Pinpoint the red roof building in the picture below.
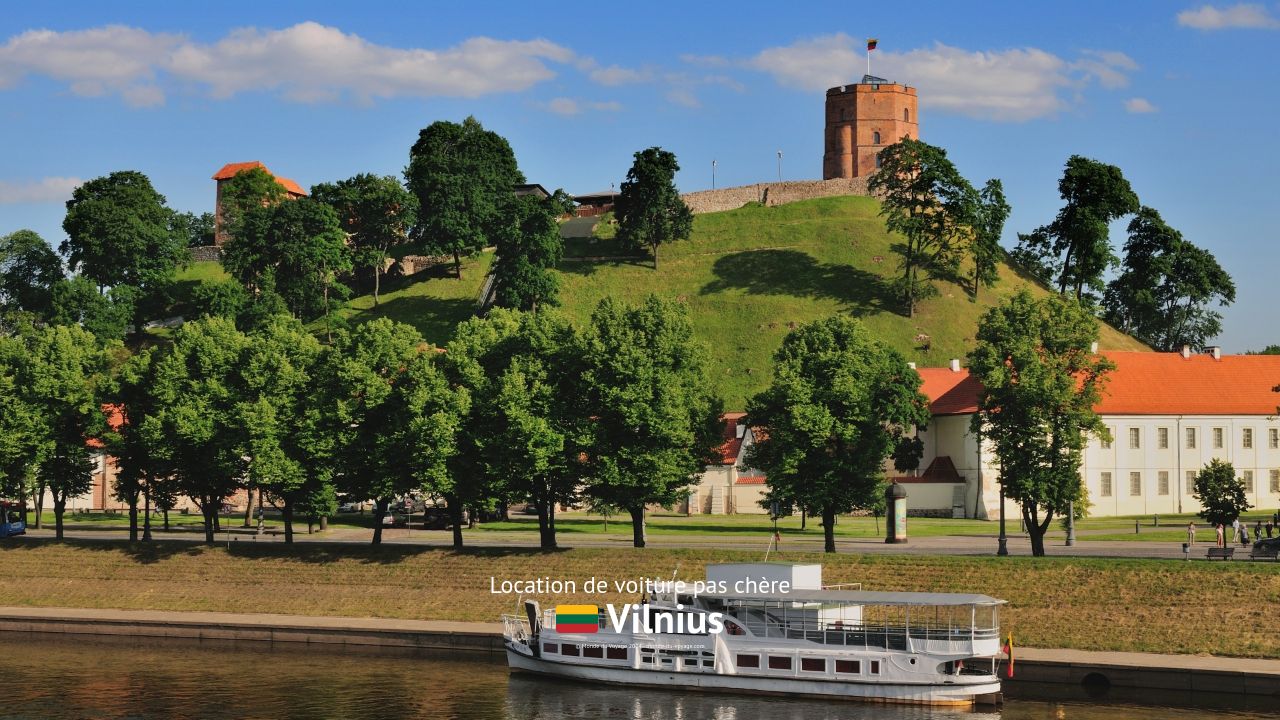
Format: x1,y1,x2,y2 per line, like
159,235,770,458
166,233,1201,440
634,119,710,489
212,161,307,246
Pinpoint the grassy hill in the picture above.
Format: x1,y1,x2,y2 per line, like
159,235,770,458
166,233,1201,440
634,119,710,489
176,196,1146,408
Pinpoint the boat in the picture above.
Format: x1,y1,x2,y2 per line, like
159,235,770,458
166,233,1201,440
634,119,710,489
502,562,1006,707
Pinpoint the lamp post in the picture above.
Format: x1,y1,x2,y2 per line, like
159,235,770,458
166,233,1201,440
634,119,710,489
1066,500,1076,546
997,481,1008,556
776,150,783,181
712,159,717,189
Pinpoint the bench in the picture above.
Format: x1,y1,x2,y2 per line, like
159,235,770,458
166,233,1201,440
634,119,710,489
1206,547,1235,560
1250,545,1279,561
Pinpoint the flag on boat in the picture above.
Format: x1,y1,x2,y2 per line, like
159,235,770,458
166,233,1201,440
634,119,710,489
1001,633,1014,678
867,38,878,52
555,604,600,633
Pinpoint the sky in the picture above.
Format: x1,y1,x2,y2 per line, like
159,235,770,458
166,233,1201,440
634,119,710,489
1,1,1277,351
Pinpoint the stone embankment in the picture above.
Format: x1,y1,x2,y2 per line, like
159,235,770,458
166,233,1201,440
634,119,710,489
681,177,872,215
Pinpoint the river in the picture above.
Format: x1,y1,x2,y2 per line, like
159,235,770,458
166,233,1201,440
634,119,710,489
0,636,1275,720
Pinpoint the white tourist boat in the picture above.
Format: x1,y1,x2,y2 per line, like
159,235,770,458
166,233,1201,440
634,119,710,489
502,562,1006,707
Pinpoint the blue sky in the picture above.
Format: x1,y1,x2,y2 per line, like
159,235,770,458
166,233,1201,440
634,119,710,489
1,1,1277,350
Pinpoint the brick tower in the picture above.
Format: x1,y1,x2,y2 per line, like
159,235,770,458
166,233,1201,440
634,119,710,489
823,75,918,179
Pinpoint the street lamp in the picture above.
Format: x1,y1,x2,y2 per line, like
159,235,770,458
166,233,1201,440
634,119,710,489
712,159,717,189
1066,500,1076,546
776,150,783,181
997,479,1008,556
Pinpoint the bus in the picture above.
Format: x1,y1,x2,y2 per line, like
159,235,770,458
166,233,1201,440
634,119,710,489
1,500,25,538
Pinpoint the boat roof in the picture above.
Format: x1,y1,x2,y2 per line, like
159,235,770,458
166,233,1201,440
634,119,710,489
701,589,1005,607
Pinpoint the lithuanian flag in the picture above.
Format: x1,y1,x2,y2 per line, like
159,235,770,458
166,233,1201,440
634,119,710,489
555,604,599,633
867,38,878,52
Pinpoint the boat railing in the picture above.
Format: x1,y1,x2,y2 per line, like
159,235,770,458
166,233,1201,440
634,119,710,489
502,614,530,644
738,614,997,649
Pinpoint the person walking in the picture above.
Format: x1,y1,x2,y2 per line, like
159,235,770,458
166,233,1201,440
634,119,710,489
1240,523,1250,546
1216,523,1225,548
1231,518,1241,544
1255,520,1264,543
1187,522,1196,546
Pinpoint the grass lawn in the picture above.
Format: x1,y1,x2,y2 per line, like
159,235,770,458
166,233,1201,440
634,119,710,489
331,253,491,346
0,541,1276,658
476,511,996,538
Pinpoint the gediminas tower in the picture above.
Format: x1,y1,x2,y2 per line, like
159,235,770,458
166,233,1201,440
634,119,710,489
822,74,918,179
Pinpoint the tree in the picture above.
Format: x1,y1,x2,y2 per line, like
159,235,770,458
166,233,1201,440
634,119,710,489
311,174,418,307
1193,459,1250,529
0,230,64,319
614,147,693,270
0,333,46,525
107,348,169,542
171,211,216,248
223,198,352,330
445,309,585,549
868,139,977,317
1247,345,1280,355
971,179,1011,300
146,317,250,543
217,167,288,245
580,296,722,547
49,277,135,341
968,290,1114,556
491,194,564,310
60,171,188,335
1010,156,1139,300
1102,207,1235,351
745,316,930,552
406,116,524,279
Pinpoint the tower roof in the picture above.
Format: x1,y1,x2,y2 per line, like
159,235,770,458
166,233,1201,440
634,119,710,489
212,161,306,196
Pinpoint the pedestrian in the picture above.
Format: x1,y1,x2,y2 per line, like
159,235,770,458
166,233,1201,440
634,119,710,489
1268,521,1274,539
1216,523,1225,548
1255,520,1264,543
1187,522,1196,546
1240,523,1250,546
1231,517,1241,544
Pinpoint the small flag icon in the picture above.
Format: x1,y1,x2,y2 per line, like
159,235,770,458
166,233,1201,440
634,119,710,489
555,604,600,633
866,38,878,52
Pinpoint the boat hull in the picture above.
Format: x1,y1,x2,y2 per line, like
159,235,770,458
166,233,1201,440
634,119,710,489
505,645,1000,707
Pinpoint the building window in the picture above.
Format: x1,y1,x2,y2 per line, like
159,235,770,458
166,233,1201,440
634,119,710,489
768,656,793,670
1102,429,1113,450
1186,427,1197,449
873,131,881,145
870,660,882,675
1187,470,1197,491
1129,428,1141,449
1243,470,1254,493
801,658,826,672
1158,471,1169,496
904,108,910,122
836,660,861,674
606,646,628,660
1271,469,1280,494
1158,427,1169,450
1129,472,1142,496
737,654,760,669
1101,472,1112,497
1243,428,1253,449
1270,428,1279,449
1213,427,1224,449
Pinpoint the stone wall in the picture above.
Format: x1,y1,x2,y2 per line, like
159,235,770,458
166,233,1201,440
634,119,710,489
189,245,223,262
681,177,871,215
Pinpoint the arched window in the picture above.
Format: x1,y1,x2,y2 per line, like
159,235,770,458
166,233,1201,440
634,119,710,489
904,108,910,122
873,131,881,145
875,152,883,170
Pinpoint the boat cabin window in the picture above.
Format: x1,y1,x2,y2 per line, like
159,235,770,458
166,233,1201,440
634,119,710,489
736,654,760,669
682,658,698,668
561,644,580,657
768,656,792,670
542,642,557,654
835,659,861,674
606,646,628,660
583,646,603,659
870,660,881,675
702,659,715,667
801,658,826,672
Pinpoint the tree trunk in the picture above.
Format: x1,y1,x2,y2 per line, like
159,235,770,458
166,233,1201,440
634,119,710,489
652,243,659,270
372,497,389,545
162,508,170,532
453,250,463,279
373,256,382,307
127,494,139,542
319,515,328,532
447,494,464,549
822,506,837,553
243,486,255,527
202,498,216,544
536,498,557,550
629,505,646,548
282,496,294,544
53,495,66,540
33,483,45,529
1025,507,1053,557
800,508,806,530
142,491,153,542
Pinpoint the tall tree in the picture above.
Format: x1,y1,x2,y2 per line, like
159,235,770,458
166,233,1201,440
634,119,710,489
868,139,977,317
405,116,524,279
1010,156,1139,300
746,316,930,553
1102,207,1235,351
971,179,1011,300
60,171,188,335
1193,459,1250,529
49,277,135,342
217,167,288,245
107,348,169,542
171,211,216,248
968,290,1114,557
0,333,46,524
491,193,565,311
0,230,64,320
310,174,418,307
580,296,722,547
614,147,693,270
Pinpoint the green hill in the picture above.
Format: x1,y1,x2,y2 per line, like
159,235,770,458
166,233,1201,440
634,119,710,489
177,196,1147,409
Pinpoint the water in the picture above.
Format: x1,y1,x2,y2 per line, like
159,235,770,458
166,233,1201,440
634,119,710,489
0,636,1274,720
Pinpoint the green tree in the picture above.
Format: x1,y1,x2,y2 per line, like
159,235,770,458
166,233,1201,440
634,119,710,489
49,277,136,341
580,296,722,547
971,179,1011,300
968,290,1114,557
1247,345,1280,355
1193,459,1251,529
217,167,288,244
171,211,216,248
60,171,188,335
491,194,564,310
868,139,978,317
0,333,46,524
0,230,64,320
106,348,169,542
445,309,585,549
405,116,524,279
146,317,250,543
1102,207,1235,351
614,147,693,270
745,316,930,552
1010,156,1139,300
188,278,250,323
311,174,418,307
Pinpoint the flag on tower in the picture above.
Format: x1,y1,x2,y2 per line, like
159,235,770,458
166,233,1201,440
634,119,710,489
867,38,878,52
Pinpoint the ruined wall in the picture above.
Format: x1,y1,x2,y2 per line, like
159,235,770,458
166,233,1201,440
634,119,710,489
681,177,872,215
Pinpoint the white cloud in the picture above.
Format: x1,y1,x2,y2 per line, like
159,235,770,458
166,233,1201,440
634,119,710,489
537,97,621,116
679,53,731,68
0,176,83,205
747,34,1141,121
665,87,700,108
1177,3,1280,29
0,22,577,105
1124,97,1159,113
588,64,652,86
